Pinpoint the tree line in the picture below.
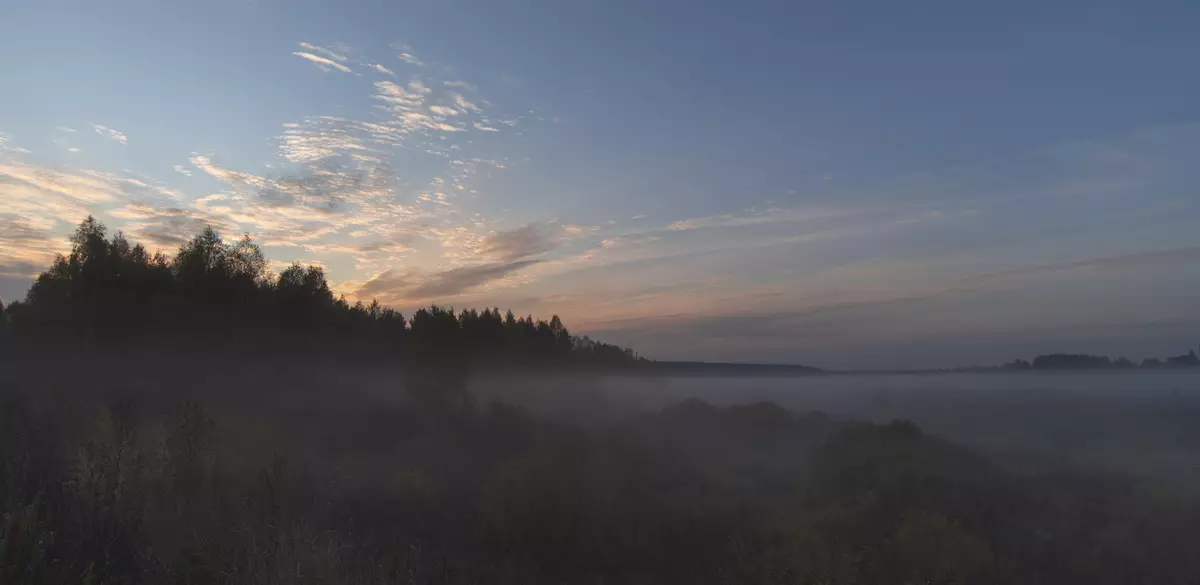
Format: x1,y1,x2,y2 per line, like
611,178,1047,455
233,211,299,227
0,217,642,367
994,349,1200,371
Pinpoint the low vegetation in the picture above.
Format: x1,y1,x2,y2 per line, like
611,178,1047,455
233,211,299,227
4,376,1200,584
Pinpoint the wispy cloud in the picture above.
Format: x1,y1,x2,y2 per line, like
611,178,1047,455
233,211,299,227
293,51,353,73
371,80,493,136
0,156,194,286
0,217,65,276
0,133,32,155
189,154,266,188
476,223,565,262
91,124,127,144
108,202,239,249
345,220,575,304
355,259,541,303
600,234,660,250
397,52,425,67
185,144,418,255
963,245,1200,287
2,159,121,205
452,93,480,112
3,39,533,308
298,41,349,62
304,240,411,263
55,126,76,133
443,80,477,92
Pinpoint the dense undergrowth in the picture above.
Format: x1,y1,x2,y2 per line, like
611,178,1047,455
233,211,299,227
3,362,1200,585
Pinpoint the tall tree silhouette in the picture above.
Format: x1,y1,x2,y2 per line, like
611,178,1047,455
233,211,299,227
10,217,644,374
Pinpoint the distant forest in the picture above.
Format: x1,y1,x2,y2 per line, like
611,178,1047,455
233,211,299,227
0,217,641,367
953,350,1200,373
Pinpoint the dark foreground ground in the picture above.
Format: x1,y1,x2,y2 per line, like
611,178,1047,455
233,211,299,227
3,354,1200,584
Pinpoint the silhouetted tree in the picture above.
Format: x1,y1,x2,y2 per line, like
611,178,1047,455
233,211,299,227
9,217,644,372
276,263,333,326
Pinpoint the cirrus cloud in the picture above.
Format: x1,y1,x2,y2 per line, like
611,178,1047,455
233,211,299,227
91,124,127,144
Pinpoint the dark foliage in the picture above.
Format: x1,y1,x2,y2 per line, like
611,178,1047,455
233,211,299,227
1031,354,1114,370
4,369,1200,585
1,217,641,368
949,348,1200,373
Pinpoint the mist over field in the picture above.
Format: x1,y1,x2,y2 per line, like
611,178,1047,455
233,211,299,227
3,218,1200,584
6,0,1200,579
8,344,1200,583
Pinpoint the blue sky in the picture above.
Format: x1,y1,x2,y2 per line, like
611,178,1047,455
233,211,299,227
2,0,1199,368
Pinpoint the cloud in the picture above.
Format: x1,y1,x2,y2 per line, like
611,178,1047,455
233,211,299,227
0,217,63,271
578,267,1200,368
186,143,415,252
348,221,575,303
476,223,563,262
964,245,1200,286
293,52,353,73
0,39,537,310
374,80,426,108
2,159,122,205
0,133,33,155
91,124,128,144
443,80,476,91
371,81,485,136
55,126,76,133
0,159,188,268
663,205,857,232
452,93,480,112
600,234,660,249
306,239,411,260
397,52,425,67
108,202,239,250
0,218,50,246
277,116,385,164
298,41,349,62
214,57,503,251
190,155,266,188
0,260,41,279
356,259,541,302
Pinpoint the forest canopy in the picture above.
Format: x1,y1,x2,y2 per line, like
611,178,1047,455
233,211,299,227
0,217,641,367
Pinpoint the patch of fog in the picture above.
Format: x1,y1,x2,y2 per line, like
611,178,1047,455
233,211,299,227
467,370,1200,487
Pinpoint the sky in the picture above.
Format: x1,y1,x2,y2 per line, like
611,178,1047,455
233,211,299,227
2,0,1199,369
